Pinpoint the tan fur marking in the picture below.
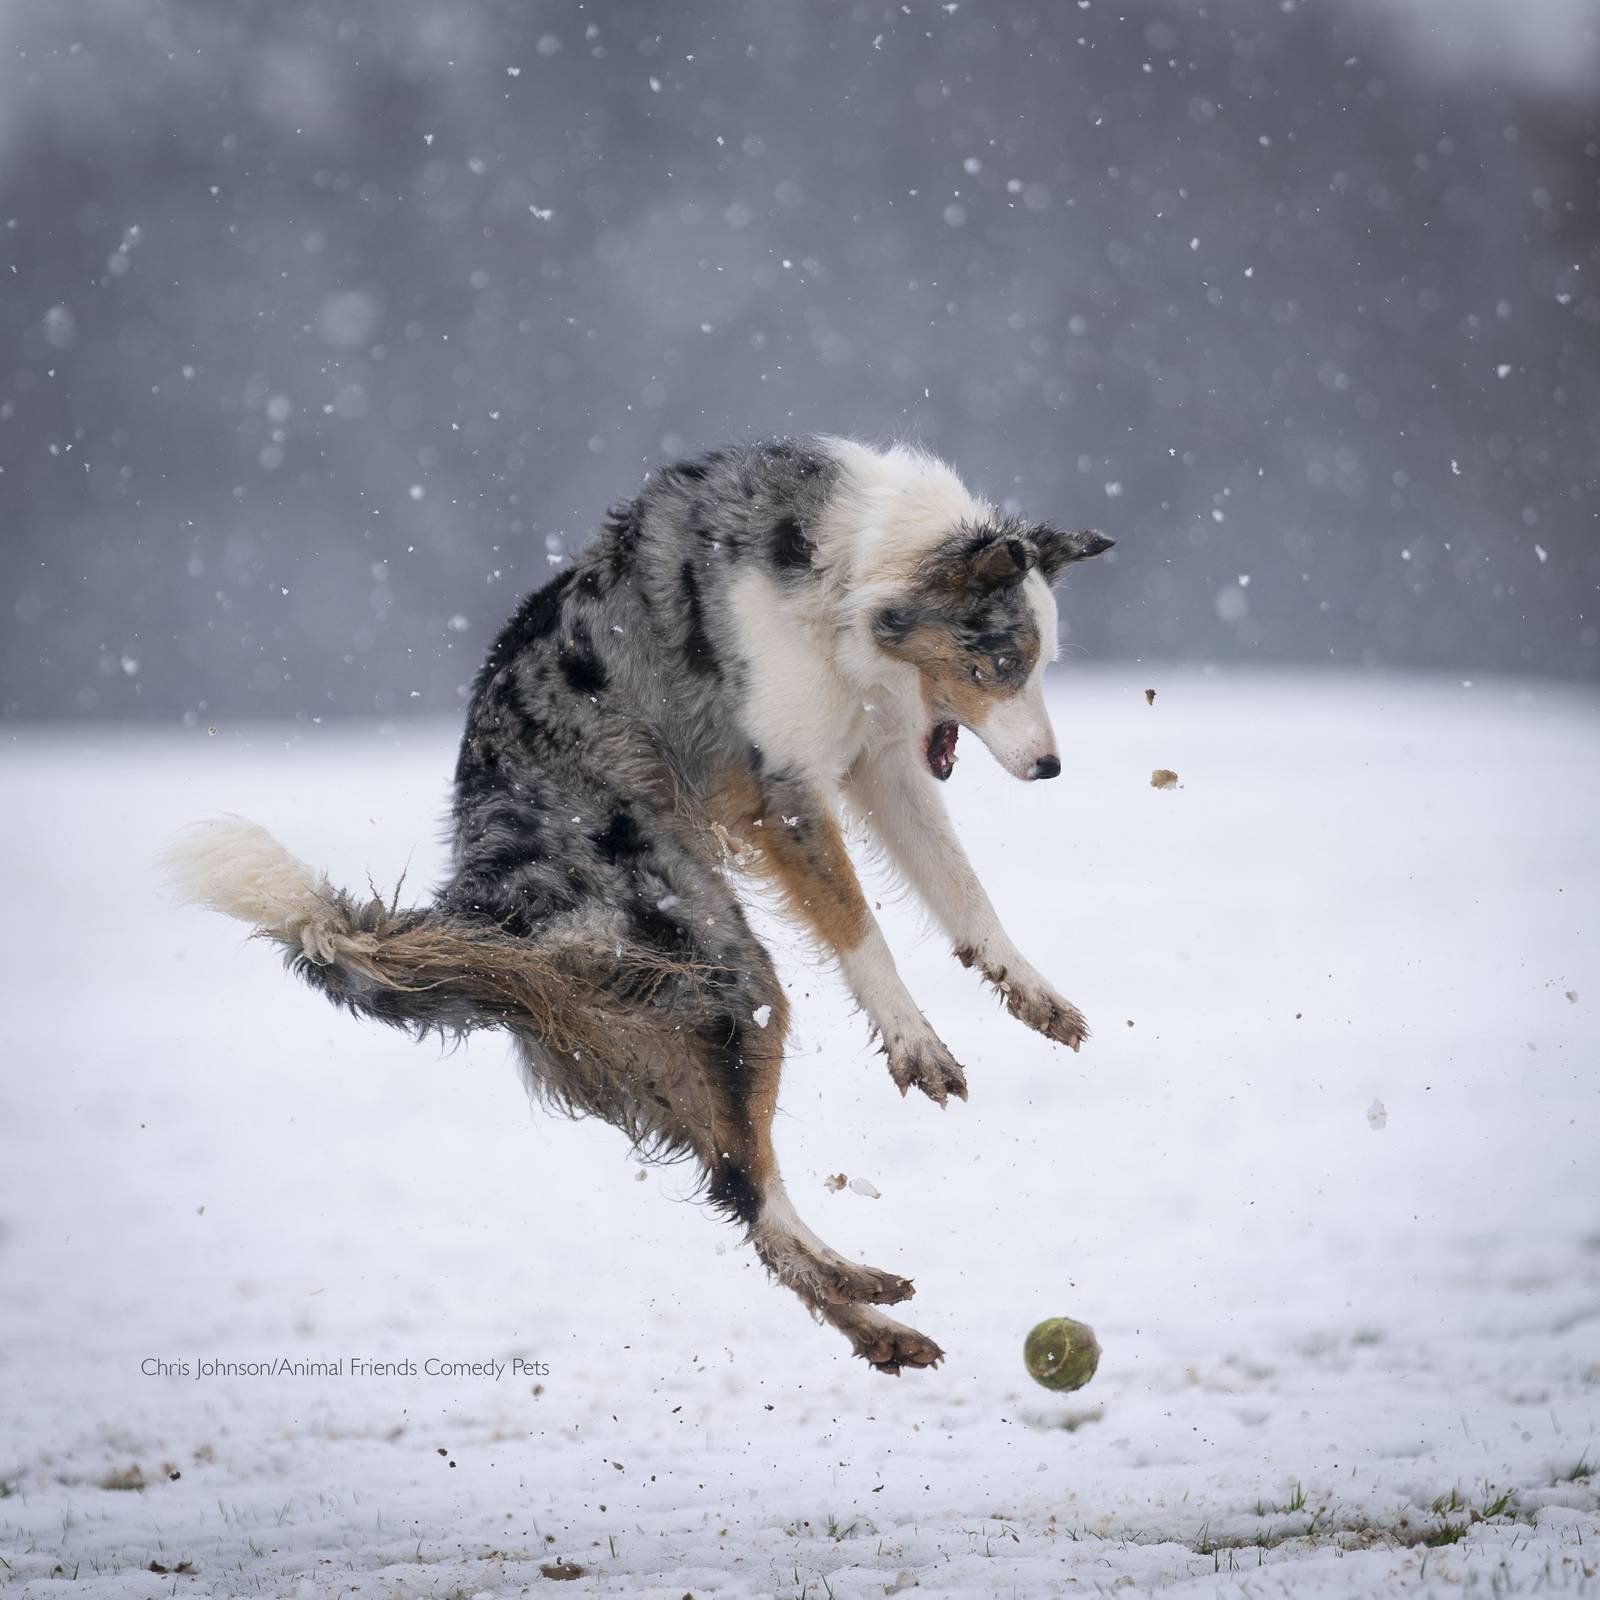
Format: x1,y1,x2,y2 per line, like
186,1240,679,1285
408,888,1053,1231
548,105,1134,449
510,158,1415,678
705,771,870,954
883,620,1039,730
737,988,790,1193
761,807,871,952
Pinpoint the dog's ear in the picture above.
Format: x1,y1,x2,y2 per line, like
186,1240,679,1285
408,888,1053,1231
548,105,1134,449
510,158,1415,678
1032,525,1115,581
922,530,1038,598
968,536,1033,590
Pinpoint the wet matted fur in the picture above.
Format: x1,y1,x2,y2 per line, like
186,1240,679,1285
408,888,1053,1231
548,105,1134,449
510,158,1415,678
167,436,1113,1374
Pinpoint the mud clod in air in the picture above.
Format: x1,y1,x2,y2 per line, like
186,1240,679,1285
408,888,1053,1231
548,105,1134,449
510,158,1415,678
1151,768,1179,790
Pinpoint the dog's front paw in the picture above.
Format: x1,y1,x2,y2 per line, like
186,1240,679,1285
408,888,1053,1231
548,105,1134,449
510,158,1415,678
882,1030,968,1106
1001,980,1089,1051
958,947,1089,1052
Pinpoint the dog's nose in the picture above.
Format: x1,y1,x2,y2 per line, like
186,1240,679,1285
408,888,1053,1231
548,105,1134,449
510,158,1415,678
1032,755,1062,781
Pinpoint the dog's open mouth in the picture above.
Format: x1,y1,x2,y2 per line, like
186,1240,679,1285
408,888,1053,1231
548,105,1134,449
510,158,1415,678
926,721,959,781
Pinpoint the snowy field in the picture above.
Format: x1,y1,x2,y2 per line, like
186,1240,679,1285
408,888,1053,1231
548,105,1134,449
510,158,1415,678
2,668,1597,1598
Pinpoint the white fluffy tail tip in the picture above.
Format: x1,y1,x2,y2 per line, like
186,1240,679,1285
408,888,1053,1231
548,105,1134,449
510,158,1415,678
162,816,329,935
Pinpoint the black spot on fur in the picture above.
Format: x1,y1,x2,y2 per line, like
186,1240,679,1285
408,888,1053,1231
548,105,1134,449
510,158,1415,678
679,561,720,678
478,570,574,684
451,733,496,791
558,624,608,695
698,1011,750,1100
707,1165,761,1229
463,827,548,884
629,899,696,957
669,449,724,484
872,606,920,648
769,515,813,573
972,628,1023,655
696,1010,760,1225
592,808,647,863
444,866,577,937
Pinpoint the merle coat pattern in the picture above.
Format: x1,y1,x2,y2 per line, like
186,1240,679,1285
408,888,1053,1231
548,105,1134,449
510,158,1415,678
168,436,1113,1373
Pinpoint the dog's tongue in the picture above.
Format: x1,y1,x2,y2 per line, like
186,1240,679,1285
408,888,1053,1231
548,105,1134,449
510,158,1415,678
927,721,959,781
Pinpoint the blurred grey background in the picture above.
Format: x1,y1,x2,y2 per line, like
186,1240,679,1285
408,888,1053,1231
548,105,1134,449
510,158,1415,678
2,0,1597,723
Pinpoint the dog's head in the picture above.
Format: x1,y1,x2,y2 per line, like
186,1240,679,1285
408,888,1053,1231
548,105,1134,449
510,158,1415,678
871,522,1113,782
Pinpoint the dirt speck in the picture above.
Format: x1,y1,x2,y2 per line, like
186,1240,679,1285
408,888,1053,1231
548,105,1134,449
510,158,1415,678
1145,688,1156,706
541,1559,586,1580
1151,768,1179,790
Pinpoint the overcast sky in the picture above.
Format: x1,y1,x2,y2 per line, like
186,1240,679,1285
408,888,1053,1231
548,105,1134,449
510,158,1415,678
3,0,1596,721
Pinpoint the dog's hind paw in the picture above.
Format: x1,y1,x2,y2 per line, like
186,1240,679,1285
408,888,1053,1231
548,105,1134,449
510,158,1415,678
884,1033,968,1105
819,1260,915,1307
819,1302,944,1375
857,1324,945,1376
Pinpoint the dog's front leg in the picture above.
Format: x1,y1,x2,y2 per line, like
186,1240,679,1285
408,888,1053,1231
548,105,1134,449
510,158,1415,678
845,746,1089,1051
753,775,968,1105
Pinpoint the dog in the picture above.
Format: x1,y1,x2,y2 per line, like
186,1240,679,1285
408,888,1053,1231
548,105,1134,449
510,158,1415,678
167,437,1113,1374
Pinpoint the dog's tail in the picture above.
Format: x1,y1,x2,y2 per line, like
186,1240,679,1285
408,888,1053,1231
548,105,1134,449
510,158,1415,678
162,816,649,1054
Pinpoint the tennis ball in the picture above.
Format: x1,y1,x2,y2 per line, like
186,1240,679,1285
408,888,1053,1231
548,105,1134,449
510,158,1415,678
1024,1317,1101,1392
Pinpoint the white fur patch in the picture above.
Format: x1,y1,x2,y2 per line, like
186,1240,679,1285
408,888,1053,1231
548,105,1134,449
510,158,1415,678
726,566,865,781
162,817,348,964
816,438,990,589
836,922,936,1045
755,438,999,772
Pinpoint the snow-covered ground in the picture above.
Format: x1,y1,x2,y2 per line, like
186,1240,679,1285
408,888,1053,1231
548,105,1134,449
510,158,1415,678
2,669,1597,1598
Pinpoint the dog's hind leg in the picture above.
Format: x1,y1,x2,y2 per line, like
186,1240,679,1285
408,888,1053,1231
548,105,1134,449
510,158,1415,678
669,961,943,1371
754,1179,945,1373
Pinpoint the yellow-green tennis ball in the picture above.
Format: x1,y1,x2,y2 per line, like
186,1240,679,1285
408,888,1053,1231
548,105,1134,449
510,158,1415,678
1024,1317,1101,1392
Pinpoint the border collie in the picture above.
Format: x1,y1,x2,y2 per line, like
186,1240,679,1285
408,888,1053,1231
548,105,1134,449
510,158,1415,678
167,437,1113,1374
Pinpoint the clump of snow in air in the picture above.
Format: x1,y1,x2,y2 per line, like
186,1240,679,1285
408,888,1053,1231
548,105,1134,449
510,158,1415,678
1366,1098,1388,1131
848,1176,881,1199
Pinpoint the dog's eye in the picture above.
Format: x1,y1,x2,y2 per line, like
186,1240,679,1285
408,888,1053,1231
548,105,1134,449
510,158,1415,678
996,656,1013,674
970,664,985,683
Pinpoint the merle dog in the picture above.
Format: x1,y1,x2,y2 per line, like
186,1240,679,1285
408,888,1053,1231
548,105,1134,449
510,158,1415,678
168,436,1113,1373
